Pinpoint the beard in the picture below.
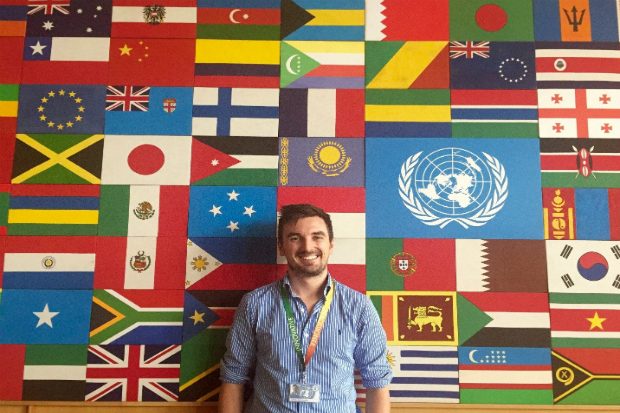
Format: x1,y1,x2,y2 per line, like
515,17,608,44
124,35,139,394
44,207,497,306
287,257,327,278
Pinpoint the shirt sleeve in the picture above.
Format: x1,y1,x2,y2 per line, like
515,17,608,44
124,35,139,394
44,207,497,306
353,296,393,389
220,292,257,384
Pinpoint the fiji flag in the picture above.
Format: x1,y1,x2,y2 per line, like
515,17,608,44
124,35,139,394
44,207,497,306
450,42,536,89
0,289,92,344
366,138,543,239
105,86,192,135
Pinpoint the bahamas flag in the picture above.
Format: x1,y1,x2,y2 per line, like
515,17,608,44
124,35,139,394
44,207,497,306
366,138,543,239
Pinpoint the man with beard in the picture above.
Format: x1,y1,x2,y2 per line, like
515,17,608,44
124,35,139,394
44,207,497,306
219,204,392,413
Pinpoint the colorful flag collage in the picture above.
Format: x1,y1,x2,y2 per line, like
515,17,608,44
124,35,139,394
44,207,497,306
0,0,619,406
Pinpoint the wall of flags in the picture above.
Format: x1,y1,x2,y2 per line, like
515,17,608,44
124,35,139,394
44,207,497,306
0,0,619,406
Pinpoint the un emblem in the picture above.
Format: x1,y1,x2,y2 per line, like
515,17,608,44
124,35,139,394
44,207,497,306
398,148,508,229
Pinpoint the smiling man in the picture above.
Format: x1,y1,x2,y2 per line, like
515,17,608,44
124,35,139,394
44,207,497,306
219,204,392,413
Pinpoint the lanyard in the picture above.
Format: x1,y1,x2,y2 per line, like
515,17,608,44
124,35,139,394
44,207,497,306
281,279,335,381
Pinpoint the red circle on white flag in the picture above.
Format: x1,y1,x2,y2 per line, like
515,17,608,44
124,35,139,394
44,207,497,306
127,144,165,175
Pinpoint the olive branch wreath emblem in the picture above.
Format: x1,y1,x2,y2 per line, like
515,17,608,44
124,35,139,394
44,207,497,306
398,151,509,229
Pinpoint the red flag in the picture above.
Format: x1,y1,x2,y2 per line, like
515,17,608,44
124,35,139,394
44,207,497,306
0,37,24,83
109,38,195,86
382,0,449,40
0,344,25,400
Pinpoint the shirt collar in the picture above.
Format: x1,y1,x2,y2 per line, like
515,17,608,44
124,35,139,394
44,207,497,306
283,273,333,298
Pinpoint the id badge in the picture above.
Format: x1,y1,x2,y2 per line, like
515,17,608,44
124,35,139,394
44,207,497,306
289,383,320,403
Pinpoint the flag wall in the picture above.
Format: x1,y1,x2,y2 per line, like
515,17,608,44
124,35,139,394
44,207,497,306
1,0,620,407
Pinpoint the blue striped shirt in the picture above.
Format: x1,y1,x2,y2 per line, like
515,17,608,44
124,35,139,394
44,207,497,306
220,274,392,413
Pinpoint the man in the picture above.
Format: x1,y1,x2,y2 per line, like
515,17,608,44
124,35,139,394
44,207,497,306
219,204,392,413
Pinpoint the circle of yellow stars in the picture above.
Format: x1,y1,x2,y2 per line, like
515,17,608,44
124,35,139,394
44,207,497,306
37,89,85,130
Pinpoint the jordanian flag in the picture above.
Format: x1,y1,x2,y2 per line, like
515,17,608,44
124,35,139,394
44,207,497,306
549,293,620,348
191,136,278,186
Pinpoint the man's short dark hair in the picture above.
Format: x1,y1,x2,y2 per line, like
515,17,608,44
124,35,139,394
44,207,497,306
278,204,334,242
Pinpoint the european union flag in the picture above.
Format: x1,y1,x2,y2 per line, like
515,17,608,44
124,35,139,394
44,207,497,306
366,138,543,239
17,85,105,134
0,289,92,344
105,86,193,135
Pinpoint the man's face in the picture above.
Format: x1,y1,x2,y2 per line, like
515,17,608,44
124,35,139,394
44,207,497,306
278,216,333,279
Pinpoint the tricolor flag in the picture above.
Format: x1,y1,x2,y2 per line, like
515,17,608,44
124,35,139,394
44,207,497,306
95,237,187,290
536,43,620,88
7,184,99,235
98,185,189,237
538,89,620,138
533,0,620,42
458,292,551,347
195,39,280,88
277,186,365,291
549,292,620,348
89,289,184,345
387,346,459,403
22,37,110,85
191,87,279,137
365,89,451,137
451,89,539,138
190,136,278,186
3,236,96,289
281,0,365,40
278,88,364,137
540,138,620,188
281,41,364,88
0,3,27,36
22,344,87,401
197,0,280,40
459,347,552,404
543,187,620,240
111,0,197,38
185,237,277,291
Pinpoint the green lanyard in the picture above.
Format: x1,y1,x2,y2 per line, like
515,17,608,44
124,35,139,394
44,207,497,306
280,280,335,381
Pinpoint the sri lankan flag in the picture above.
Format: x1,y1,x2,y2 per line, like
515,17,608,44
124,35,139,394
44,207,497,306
367,291,457,346
8,184,99,235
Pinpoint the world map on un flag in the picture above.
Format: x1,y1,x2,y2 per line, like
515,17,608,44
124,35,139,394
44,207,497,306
1,0,620,408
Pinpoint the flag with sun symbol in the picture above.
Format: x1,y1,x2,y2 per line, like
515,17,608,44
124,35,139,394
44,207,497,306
279,137,364,186
185,237,278,290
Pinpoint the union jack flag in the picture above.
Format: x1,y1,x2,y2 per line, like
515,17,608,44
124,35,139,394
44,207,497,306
86,344,181,401
449,41,490,59
27,0,70,15
106,86,150,112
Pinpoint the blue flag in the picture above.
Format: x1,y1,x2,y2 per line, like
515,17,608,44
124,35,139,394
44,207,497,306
366,138,543,239
188,186,277,237
17,85,106,134
105,86,193,135
450,42,536,89
0,289,92,344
